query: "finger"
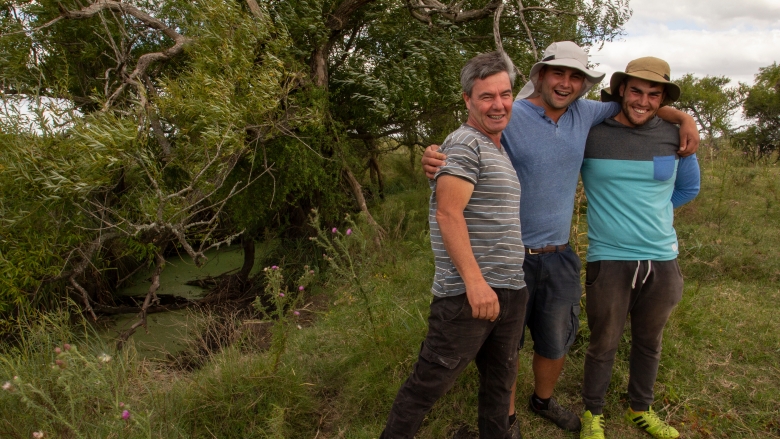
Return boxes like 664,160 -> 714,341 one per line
428,144 -> 440,152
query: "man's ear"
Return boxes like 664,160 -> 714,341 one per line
619,82 -> 626,98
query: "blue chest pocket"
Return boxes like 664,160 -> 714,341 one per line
653,155 -> 676,181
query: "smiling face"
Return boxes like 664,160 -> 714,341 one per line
463,71 -> 514,145
535,66 -> 586,113
615,77 -> 666,127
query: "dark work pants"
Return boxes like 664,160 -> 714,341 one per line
381,287 -> 528,439
582,260 -> 683,414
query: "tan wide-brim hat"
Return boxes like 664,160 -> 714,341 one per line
516,41 -> 605,101
609,57 -> 681,106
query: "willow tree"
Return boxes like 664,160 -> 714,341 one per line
0,0 -> 630,336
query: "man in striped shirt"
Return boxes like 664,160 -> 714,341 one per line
381,51 -> 529,439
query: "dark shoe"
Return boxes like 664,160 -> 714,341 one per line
451,424 -> 478,439
508,416 -> 523,439
528,395 -> 582,432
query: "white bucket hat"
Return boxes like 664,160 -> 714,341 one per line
516,41 -> 605,100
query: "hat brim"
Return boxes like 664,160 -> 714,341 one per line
516,58 -> 605,100
609,71 -> 681,106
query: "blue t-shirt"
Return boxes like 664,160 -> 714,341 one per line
580,117 -> 700,261
500,99 -> 619,248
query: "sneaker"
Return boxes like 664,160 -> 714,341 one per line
528,395 -> 582,431
625,407 -> 680,439
580,410 -> 605,439
508,416 -> 523,439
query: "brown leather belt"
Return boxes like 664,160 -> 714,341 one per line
525,244 -> 569,255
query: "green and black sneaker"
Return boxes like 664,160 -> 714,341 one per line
625,407 -> 680,439
580,410 -> 605,439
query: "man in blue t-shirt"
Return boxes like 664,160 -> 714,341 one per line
578,57 -> 699,439
422,42 -> 699,435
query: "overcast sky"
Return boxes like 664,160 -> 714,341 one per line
590,0 -> 780,87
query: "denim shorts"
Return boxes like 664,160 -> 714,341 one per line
520,246 -> 582,359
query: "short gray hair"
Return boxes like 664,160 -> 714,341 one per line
460,51 -> 516,96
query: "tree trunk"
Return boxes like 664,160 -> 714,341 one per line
238,234 -> 255,282
343,167 -> 386,240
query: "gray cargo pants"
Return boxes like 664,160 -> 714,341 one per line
581,260 -> 683,414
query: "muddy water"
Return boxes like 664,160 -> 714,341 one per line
102,246 -> 250,359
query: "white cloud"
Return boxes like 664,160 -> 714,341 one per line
627,0 -> 780,31
591,0 -> 780,86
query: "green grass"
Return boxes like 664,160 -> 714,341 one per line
1,149 -> 779,438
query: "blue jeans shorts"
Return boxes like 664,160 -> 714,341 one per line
520,245 -> 582,359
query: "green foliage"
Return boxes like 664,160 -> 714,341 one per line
736,62 -> 780,158
673,73 -> 749,144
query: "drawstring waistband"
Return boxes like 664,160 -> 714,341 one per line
631,260 -> 652,289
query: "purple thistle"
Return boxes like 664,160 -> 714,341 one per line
298,285 -> 304,291
346,229 -> 352,236
121,410 -> 131,420
293,311 -> 300,316
331,227 -> 337,233
279,293 -> 285,297
271,265 -> 278,270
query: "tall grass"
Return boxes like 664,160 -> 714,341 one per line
1,149 -> 779,438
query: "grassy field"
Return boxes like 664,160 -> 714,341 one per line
1,148 -> 779,438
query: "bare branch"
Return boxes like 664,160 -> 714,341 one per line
516,0 -> 538,62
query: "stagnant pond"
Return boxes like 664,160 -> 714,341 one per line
100,245 -> 253,359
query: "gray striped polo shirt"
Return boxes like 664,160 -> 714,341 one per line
429,124 -> 525,297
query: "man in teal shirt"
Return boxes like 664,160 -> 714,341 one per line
578,57 -> 700,439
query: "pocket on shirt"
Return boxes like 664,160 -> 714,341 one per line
653,155 -> 675,181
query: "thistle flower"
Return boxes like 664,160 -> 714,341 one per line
32,432 -> 45,439
121,410 -> 131,420
279,293 -> 285,297
346,229 -> 352,236
2,381 -> 12,391
309,270 -> 315,275
63,344 -> 71,351
54,347 -> 61,355
298,285 -> 304,291
55,359 -> 65,369
272,265 -> 279,270
98,353 -> 112,363
331,227 -> 337,233
119,402 -> 125,407
293,311 -> 300,316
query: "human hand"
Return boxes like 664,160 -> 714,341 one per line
465,281 -> 500,321
678,116 -> 700,157
422,144 -> 446,180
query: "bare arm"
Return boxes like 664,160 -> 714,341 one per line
656,106 -> 700,157
435,175 -> 499,321
422,144 -> 447,180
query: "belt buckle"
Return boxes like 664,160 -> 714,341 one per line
527,247 -> 540,255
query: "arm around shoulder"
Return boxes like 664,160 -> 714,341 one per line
657,106 -> 700,156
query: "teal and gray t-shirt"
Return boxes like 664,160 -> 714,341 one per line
429,124 -> 525,297
581,117 -> 700,261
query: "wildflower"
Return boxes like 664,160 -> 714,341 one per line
297,325 -> 302,330
272,265 -> 279,270
55,359 -> 66,369
119,402 -> 125,407
293,311 -> 300,316
32,432 -> 45,439
298,285 -> 304,291
279,293 -> 285,297
121,409 -> 131,420
54,347 -> 61,355
309,270 -> 315,275
63,344 -> 71,351
346,229 -> 352,236
331,227 -> 337,233
2,381 -> 12,392
98,353 -> 112,363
